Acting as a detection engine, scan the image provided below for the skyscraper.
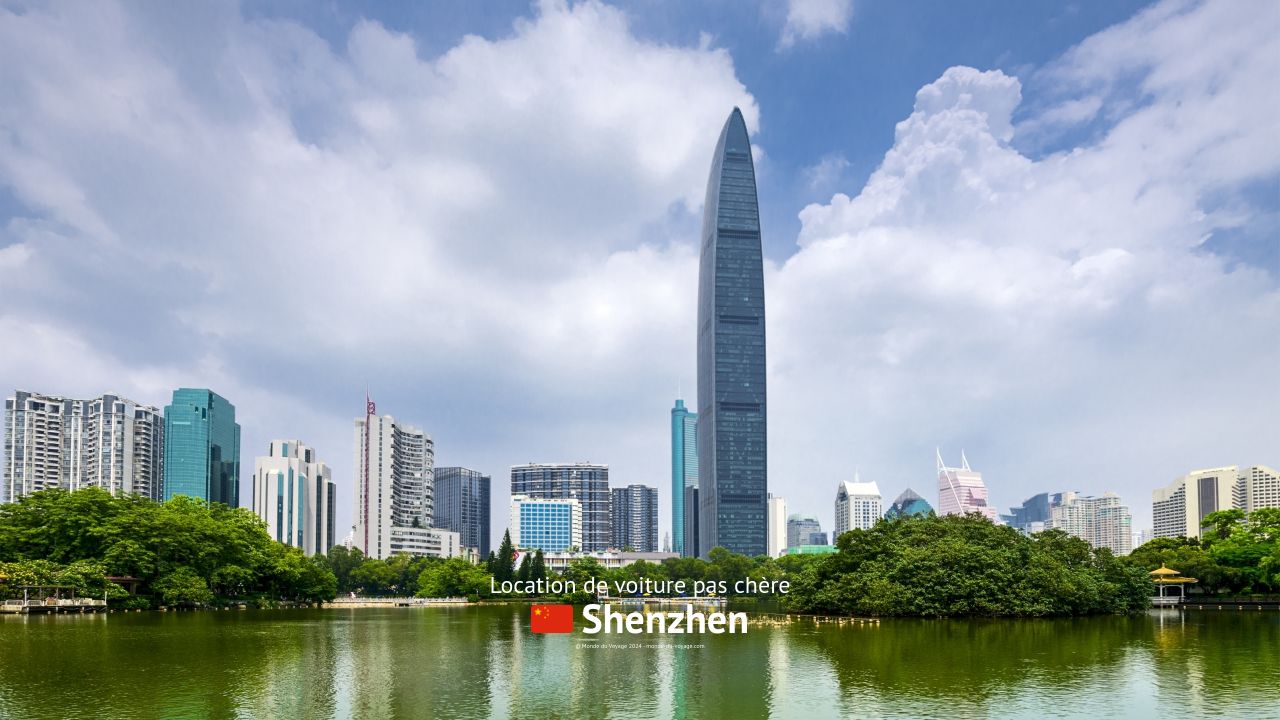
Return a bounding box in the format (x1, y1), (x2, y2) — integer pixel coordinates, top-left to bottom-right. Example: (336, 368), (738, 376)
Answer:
(250, 440), (336, 556)
(510, 463), (610, 551)
(936, 450), (997, 522)
(354, 401), (434, 560)
(835, 478), (883, 537)
(885, 488), (934, 519)
(786, 514), (823, 549)
(611, 484), (658, 552)
(1002, 492), (1060, 533)
(1153, 466), (1237, 539)
(1050, 491), (1133, 556)
(697, 107), (767, 558)
(164, 388), (240, 506)
(766, 494), (787, 557)
(670, 398), (698, 556)
(433, 467), (492, 559)
(1234, 465), (1280, 512)
(4, 390), (164, 502)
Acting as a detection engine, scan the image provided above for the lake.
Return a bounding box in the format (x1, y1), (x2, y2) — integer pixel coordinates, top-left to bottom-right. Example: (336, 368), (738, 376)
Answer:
(0, 606), (1276, 718)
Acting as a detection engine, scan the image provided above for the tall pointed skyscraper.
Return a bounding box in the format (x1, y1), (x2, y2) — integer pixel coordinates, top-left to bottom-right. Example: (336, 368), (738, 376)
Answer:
(697, 107), (767, 557)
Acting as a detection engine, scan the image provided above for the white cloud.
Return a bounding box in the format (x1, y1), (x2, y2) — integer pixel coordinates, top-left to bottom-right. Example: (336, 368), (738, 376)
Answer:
(774, 0), (1279, 531)
(0, 0), (754, 541)
(0, 0), (1274, 547)
(779, 0), (854, 49)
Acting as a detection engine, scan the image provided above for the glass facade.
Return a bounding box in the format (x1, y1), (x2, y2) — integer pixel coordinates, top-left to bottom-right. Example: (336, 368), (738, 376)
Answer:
(433, 466), (492, 558)
(885, 488), (936, 520)
(510, 463), (609, 551)
(697, 107), (767, 557)
(517, 501), (575, 552)
(670, 399), (698, 556)
(163, 388), (240, 506)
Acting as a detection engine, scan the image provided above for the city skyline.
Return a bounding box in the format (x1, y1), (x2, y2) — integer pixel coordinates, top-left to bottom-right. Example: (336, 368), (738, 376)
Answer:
(0, 1), (1276, 545)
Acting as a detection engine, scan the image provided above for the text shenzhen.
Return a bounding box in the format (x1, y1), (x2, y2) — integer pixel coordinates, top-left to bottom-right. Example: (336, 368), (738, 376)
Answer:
(530, 604), (749, 634)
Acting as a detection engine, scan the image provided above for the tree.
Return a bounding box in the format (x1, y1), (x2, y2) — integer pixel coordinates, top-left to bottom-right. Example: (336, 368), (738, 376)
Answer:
(494, 531), (517, 583)
(153, 567), (214, 606)
(531, 550), (547, 582)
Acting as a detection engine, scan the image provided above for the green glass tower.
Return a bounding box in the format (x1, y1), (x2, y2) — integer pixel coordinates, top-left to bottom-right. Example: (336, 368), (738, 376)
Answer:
(163, 388), (240, 506)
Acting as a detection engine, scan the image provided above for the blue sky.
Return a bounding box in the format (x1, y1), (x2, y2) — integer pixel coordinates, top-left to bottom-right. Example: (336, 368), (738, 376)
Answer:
(0, 0), (1276, 548)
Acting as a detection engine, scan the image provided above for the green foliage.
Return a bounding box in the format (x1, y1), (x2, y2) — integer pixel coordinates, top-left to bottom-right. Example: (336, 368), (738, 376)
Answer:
(781, 514), (1151, 617)
(416, 558), (492, 598)
(494, 531), (516, 583)
(1129, 508), (1280, 595)
(0, 488), (337, 605)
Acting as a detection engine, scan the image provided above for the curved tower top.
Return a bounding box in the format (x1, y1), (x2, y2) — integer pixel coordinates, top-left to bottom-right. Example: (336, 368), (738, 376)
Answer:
(696, 107), (767, 558)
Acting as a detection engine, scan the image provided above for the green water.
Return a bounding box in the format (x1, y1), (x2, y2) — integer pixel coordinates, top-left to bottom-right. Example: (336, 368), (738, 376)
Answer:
(0, 606), (1276, 719)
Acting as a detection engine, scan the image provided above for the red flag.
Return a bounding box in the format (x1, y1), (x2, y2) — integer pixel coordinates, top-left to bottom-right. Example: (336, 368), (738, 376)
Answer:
(531, 604), (573, 634)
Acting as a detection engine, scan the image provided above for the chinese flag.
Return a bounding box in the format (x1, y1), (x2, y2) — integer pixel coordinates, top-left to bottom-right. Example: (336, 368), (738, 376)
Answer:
(531, 604), (574, 634)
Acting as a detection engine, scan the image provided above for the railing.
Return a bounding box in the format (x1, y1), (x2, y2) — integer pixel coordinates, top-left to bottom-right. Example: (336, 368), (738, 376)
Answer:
(1151, 596), (1181, 606)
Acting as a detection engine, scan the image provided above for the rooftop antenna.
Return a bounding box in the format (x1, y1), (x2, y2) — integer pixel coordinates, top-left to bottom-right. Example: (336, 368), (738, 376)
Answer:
(961, 450), (971, 472)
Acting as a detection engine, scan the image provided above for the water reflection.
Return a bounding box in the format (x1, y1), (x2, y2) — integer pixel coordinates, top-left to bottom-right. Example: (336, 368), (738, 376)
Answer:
(0, 607), (1275, 719)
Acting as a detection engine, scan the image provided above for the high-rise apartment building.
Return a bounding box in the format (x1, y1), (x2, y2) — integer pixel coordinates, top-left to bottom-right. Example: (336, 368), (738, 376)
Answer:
(251, 440), (336, 556)
(786, 514), (823, 549)
(1050, 491), (1133, 556)
(164, 388), (240, 506)
(766, 494), (787, 557)
(432, 467), (491, 559)
(670, 398), (698, 557)
(1153, 467), (1235, 539)
(611, 484), (658, 552)
(936, 450), (998, 521)
(1154, 464), (1280, 539)
(510, 495), (583, 552)
(697, 107), (768, 558)
(1234, 465), (1280, 512)
(4, 390), (165, 502)
(354, 402), (434, 560)
(509, 463), (609, 551)
(885, 488), (934, 519)
(835, 478), (883, 537)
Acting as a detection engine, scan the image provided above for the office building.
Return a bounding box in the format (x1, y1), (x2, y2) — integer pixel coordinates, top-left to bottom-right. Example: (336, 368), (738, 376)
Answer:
(835, 477), (882, 537)
(164, 388), (240, 506)
(250, 440), (336, 556)
(1050, 491), (1133, 556)
(3, 390), (165, 502)
(936, 450), (998, 521)
(767, 494), (787, 557)
(1002, 492), (1062, 534)
(510, 463), (609, 551)
(697, 107), (768, 558)
(884, 488), (934, 519)
(510, 495), (583, 552)
(1153, 467), (1236, 539)
(671, 398), (699, 557)
(354, 401), (434, 560)
(433, 467), (491, 558)
(683, 486), (700, 559)
(611, 484), (658, 552)
(787, 514), (823, 550)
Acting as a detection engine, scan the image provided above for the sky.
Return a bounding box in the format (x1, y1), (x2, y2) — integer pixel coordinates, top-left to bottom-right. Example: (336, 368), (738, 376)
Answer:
(1, 0), (1277, 550)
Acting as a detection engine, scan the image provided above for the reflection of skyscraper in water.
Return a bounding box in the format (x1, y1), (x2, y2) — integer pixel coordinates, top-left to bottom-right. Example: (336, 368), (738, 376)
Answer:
(936, 449), (998, 521)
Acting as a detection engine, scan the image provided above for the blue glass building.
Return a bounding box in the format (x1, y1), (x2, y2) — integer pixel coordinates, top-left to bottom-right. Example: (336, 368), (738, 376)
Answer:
(670, 398), (698, 556)
(433, 467), (491, 558)
(885, 488), (936, 520)
(163, 388), (240, 506)
(697, 107), (767, 557)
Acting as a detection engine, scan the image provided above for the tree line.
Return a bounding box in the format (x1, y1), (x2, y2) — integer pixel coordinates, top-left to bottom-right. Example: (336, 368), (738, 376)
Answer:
(3, 488), (1276, 615)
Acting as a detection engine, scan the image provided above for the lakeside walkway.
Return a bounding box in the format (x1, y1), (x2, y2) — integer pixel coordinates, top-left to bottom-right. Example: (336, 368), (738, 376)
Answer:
(324, 597), (469, 608)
